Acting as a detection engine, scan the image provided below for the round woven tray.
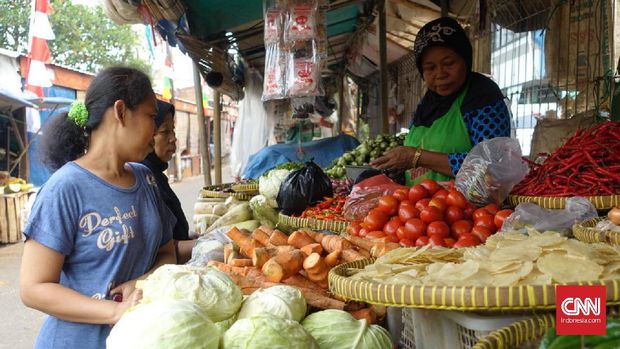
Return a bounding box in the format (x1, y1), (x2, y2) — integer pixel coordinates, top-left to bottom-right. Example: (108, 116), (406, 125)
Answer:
(278, 213), (349, 233)
(200, 183), (257, 201)
(231, 182), (258, 192)
(329, 258), (620, 311)
(573, 217), (620, 245)
(507, 194), (619, 210)
(473, 307), (620, 349)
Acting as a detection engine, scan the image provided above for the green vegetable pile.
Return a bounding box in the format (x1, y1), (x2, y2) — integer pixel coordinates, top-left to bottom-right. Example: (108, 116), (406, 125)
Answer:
(325, 134), (406, 179)
(540, 319), (620, 349)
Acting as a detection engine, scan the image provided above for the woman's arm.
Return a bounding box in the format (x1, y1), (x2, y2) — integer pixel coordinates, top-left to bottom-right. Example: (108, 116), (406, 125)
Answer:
(370, 146), (454, 177)
(176, 239), (196, 264)
(20, 239), (139, 324)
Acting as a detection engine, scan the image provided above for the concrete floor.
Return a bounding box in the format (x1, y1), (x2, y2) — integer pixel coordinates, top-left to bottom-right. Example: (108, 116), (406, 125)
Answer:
(0, 162), (232, 348)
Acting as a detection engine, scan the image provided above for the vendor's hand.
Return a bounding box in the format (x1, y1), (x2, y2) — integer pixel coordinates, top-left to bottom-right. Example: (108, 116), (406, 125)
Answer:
(110, 279), (137, 301)
(370, 146), (418, 170)
(111, 288), (142, 324)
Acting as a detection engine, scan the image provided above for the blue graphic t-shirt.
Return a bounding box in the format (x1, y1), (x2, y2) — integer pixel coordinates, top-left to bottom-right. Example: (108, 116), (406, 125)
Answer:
(23, 162), (175, 349)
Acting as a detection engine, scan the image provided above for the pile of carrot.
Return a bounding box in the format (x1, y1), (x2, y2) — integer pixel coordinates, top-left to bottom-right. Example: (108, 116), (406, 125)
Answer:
(512, 121), (620, 197)
(211, 225), (397, 313)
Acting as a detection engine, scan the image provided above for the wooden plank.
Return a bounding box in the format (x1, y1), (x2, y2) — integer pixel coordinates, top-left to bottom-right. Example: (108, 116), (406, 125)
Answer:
(0, 196), (7, 244)
(7, 195), (18, 243)
(16, 193), (24, 234)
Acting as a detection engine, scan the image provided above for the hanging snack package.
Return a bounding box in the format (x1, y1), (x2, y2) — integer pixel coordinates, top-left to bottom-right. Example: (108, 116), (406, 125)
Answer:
(287, 41), (320, 97)
(262, 43), (287, 101)
(264, 5), (283, 45)
(285, 0), (318, 42)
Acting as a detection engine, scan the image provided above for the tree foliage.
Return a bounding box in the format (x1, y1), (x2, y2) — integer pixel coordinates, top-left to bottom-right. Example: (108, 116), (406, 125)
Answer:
(0, 0), (149, 74)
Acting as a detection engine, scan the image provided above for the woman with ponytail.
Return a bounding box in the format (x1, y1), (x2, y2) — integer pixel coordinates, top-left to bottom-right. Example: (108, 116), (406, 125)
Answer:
(20, 67), (177, 349)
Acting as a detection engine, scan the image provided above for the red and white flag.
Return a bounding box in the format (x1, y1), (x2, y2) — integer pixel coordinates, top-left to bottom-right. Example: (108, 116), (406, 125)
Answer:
(26, 0), (55, 97)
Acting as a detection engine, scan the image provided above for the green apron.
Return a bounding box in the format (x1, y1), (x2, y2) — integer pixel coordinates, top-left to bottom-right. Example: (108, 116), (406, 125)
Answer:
(405, 86), (472, 185)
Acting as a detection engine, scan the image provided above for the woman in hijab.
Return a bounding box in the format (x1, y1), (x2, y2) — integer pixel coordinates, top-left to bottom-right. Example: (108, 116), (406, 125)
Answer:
(371, 17), (511, 185)
(142, 100), (194, 263)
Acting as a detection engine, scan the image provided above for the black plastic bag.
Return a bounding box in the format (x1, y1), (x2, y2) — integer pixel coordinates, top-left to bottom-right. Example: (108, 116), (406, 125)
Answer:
(277, 161), (333, 216)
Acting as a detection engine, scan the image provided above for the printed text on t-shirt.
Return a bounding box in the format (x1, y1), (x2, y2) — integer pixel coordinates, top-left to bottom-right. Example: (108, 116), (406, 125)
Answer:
(79, 206), (138, 251)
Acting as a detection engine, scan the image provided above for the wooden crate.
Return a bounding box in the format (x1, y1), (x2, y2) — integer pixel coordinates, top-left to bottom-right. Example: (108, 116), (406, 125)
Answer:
(0, 191), (34, 244)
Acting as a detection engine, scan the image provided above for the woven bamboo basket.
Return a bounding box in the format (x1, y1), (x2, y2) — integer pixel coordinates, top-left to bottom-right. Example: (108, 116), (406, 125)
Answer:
(200, 183), (257, 201)
(231, 182), (258, 193)
(278, 213), (348, 233)
(329, 259), (620, 311)
(508, 194), (619, 210)
(573, 217), (620, 245)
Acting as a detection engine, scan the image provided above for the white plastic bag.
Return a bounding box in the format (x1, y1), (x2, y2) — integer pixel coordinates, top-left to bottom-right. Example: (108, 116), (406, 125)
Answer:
(501, 197), (598, 235)
(186, 228), (232, 267)
(456, 137), (529, 206)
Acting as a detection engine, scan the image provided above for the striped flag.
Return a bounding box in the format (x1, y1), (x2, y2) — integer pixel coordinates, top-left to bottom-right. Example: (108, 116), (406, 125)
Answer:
(161, 49), (174, 101)
(26, 0), (55, 97)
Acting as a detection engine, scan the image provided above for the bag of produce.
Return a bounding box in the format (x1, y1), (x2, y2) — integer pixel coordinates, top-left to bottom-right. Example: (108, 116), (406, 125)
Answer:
(277, 161), (333, 216)
(343, 174), (407, 221)
(456, 137), (529, 206)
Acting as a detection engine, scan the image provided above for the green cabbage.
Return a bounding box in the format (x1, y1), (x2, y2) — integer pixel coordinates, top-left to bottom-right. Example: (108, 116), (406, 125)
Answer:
(223, 315), (319, 349)
(237, 285), (307, 322)
(259, 169), (291, 208)
(214, 315), (237, 335)
(106, 299), (219, 349)
(301, 310), (393, 349)
(249, 195), (280, 227)
(140, 264), (242, 322)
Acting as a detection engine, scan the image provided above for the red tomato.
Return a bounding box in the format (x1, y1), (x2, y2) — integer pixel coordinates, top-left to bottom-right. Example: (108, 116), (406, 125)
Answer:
(398, 206), (420, 222)
(415, 198), (431, 211)
(473, 208), (492, 220)
(389, 215), (401, 222)
(446, 190), (467, 209)
(419, 206), (444, 224)
(428, 198), (448, 212)
(364, 209), (390, 231)
(451, 220), (473, 238)
(432, 189), (449, 201)
(446, 181), (456, 190)
(408, 184), (429, 202)
(399, 200), (415, 209)
(404, 218), (427, 241)
(427, 221), (450, 238)
(458, 233), (481, 244)
(415, 236), (430, 247)
(471, 226), (493, 243)
(454, 237), (479, 248)
(429, 234), (446, 247)
(377, 195), (399, 216)
(383, 219), (403, 236)
(399, 238), (415, 247)
(366, 230), (387, 240)
(383, 234), (400, 243)
(346, 221), (362, 236)
(474, 215), (496, 232)
(483, 203), (499, 215)
(494, 209), (513, 230)
(393, 189), (409, 202)
(420, 179), (440, 196)
(444, 206), (464, 225)
(444, 238), (456, 247)
(359, 228), (369, 237)
(396, 226), (409, 241)
(463, 203), (477, 219)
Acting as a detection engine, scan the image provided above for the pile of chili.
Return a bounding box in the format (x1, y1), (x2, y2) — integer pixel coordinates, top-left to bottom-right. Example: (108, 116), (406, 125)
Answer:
(298, 195), (348, 221)
(511, 121), (620, 197)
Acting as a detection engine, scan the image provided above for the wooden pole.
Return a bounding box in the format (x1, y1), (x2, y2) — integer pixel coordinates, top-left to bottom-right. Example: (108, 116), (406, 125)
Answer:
(213, 90), (222, 185)
(193, 63), (212, 187)
(379, 0), (389, 133)
(440, 0), (449, 17)
(338, 74), (345, 134)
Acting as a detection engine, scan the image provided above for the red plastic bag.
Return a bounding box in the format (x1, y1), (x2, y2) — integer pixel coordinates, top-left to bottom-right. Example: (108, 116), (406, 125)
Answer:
(343, 174), (408, 220)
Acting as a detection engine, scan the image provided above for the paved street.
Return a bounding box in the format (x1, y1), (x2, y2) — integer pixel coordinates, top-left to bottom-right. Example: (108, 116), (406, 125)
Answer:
(0, 163), (230, 349)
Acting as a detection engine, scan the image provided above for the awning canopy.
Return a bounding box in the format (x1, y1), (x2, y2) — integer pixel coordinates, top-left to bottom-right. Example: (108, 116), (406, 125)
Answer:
(0, 89), (37, 113)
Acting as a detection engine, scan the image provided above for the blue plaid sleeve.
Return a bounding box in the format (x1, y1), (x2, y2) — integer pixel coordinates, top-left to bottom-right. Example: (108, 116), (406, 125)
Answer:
(448, 99), (511, 175)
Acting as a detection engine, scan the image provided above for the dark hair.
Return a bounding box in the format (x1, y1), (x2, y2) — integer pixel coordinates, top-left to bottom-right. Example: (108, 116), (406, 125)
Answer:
(39, 66), (153, 171)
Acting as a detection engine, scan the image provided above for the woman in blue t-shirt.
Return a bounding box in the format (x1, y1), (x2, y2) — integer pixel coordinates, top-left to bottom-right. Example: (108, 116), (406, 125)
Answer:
(20, 67), (177, 348)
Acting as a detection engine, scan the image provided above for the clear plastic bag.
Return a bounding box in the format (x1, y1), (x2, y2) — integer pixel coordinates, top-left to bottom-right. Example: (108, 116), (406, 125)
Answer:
(264, 5), (283, 45)
(596, 220), (620, 233)
(343, 174), (408, 221)
(186, 227), (232, 267)
(284, 0), (318, 43)
(501, 197), (598, 235)
(456, 137), (529, 206)
(287, 42), (321, 97)
(262, 43), (288, 101)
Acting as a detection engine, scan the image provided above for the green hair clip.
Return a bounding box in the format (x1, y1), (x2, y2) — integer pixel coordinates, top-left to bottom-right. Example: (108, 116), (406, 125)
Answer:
(68, 101), (89, 127)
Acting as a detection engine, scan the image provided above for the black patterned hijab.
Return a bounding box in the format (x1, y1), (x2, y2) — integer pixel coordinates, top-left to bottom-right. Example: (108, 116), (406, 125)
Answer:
(411, 17), (503, 127)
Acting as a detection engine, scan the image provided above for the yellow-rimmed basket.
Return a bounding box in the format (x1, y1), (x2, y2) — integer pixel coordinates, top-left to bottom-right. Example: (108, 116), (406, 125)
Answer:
(200, 183), (257, 201)
(573, 217), (620, 245)
(231, 182), (258, 192)
(278, 213), (349, 233)
(329, 258), (620, 311)
(473, 307), (620, 349)
(507, 194), (619, 210)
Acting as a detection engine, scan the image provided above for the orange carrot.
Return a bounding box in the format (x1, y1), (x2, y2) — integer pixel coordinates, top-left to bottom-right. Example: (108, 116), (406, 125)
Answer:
(227, 227), (259, 257)
(344, 234), (375, 251)
(321, 235), (352, 253)
(269, 229), (289, 246)
(258, 225), (274, 236)
(252, 246), (295, 268)
(262, 250), (304, 282)
(355, 247), (371, 258)
(370, 242), (400, 257)
(300, 243), (323, 256)
(288, 231), (317, 249)
(304, 230), (326, 244)
(230, 258), (253, 267)
(324, 249), (341, 267)
(252, 228), (275, 248)
(348, 308), (377, 324)
(341, 249), (366, 263)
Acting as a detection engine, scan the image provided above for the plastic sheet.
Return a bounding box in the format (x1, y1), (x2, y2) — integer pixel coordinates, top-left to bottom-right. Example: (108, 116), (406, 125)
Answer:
(186, 228), (232, 267)
(343, 174), (408, 221)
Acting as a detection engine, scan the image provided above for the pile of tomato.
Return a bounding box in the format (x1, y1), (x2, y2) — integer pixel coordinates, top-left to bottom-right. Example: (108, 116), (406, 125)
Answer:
(346, 179), (513, 248)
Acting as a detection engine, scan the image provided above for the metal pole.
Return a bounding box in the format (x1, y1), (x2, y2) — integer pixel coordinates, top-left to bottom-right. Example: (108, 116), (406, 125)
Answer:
(440, 0), (449, 17)
(193, 63), (212, 187)
(379, 0), (389, 134)
(213, 90), (222, 185)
